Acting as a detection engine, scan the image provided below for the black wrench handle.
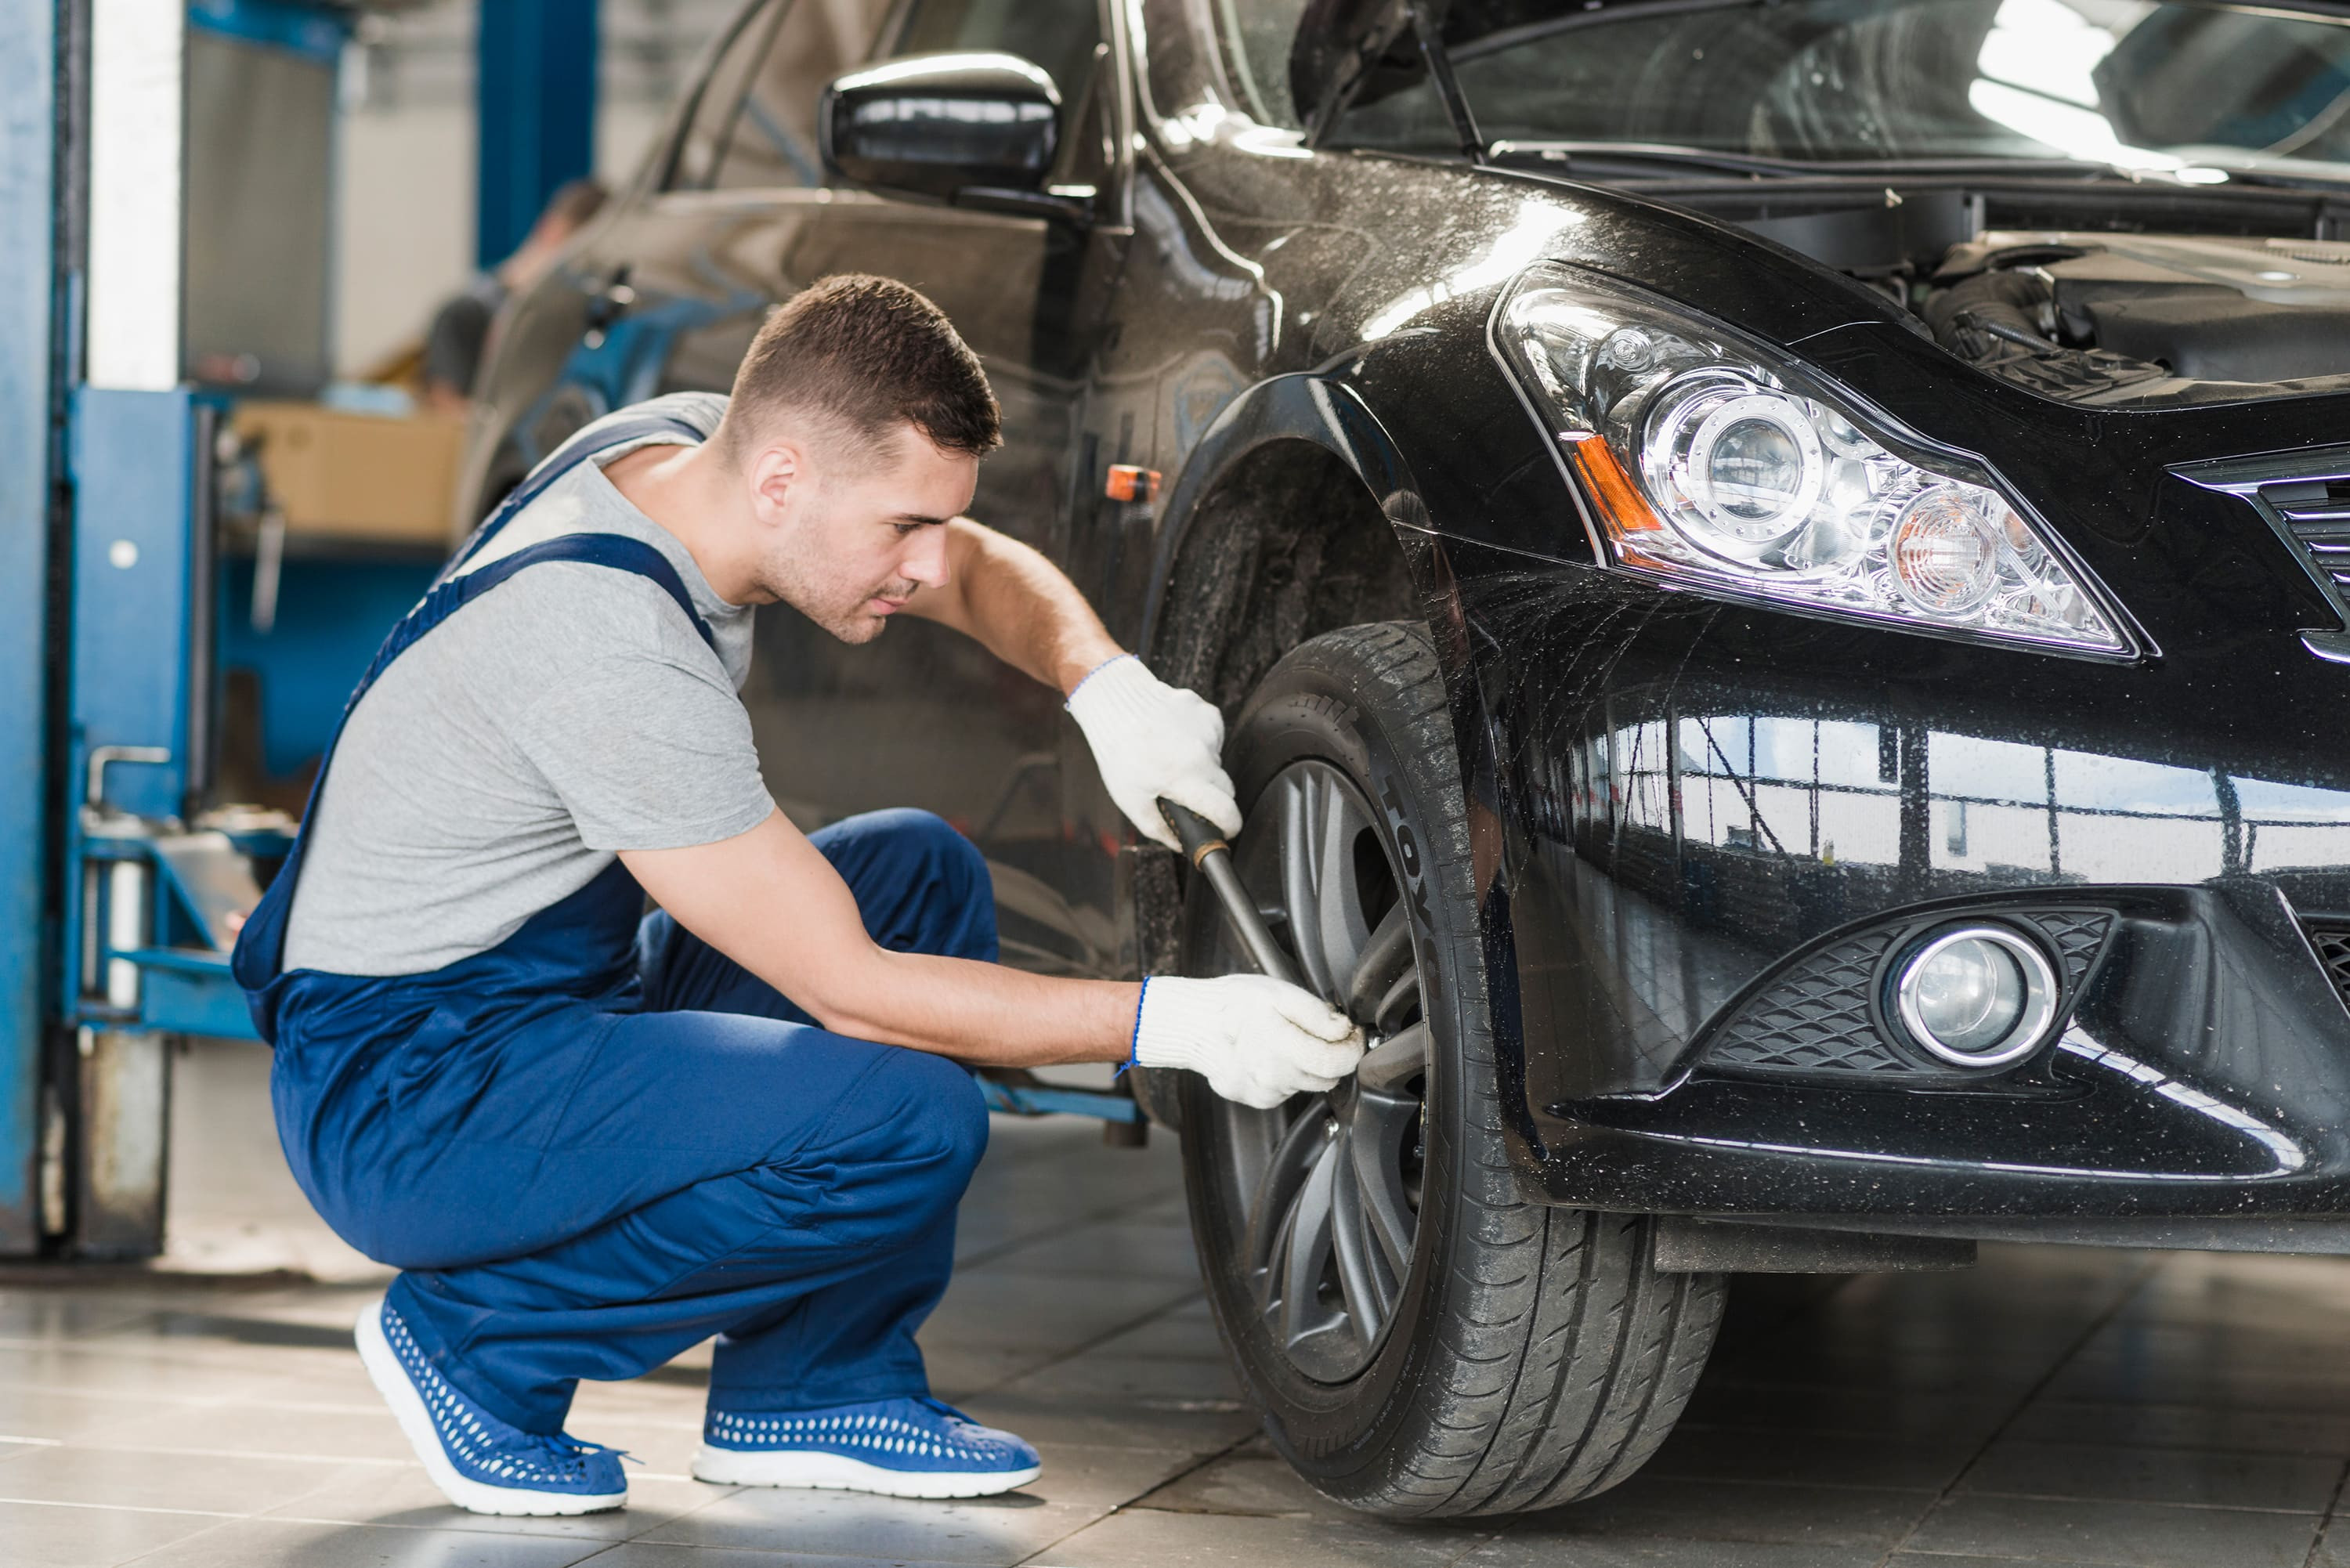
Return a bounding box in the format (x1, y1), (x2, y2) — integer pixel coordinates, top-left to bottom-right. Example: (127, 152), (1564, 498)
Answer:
(1158, 799), (1301, 988)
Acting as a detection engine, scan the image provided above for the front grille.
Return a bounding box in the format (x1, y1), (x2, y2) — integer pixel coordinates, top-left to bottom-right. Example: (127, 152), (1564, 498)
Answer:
(2175, 449), (2350, 663)
(2258, 477), (2350, 601)
(1704, 909), (2115, 1078)
(2306, 921), (2350, 1010)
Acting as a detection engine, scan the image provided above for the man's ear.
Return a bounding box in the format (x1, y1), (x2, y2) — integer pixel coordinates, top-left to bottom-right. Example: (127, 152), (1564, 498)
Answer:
(746, 439), (805, 522)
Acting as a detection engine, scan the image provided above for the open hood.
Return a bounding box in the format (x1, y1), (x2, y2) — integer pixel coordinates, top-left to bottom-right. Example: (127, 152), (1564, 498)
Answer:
(1291, 0), (2350, 145)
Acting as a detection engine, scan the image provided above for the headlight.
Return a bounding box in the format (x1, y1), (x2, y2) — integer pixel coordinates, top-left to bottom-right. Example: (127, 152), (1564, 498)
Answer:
(1491, 264), (2136, 658)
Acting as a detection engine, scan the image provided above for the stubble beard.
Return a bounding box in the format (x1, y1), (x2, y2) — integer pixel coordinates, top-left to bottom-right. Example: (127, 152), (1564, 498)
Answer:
(826, 608), (891, 645)
(803, 576), (920, 647)
(759, 542), (907, 646)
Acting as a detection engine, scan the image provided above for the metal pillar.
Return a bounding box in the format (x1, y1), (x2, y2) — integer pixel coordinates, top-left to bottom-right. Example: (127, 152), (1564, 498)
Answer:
(475, 0), (599, 267)
(54, 0), (194, 1260)
(0, 0), (65, 1254)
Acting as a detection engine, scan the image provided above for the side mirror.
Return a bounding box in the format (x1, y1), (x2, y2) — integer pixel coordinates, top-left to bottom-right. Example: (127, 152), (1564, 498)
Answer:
(819, 52), (1085, 223)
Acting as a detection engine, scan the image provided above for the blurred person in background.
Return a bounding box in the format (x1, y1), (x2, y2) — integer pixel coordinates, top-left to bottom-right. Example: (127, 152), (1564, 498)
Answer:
(421, 177), (609, 414)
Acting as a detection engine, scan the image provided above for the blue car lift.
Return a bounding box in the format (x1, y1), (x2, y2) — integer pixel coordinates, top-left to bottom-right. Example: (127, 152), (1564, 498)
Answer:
(0, 0), (63, 1259)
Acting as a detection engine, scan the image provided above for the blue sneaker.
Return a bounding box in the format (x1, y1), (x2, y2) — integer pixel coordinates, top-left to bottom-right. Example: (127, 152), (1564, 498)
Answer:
(693, 1396), (1042, 1498)
(356, 1294), (627, 1516)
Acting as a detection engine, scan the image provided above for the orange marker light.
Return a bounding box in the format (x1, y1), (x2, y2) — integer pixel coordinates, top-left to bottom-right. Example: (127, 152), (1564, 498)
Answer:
(1562, 432), (1673, 569)
(1105, 464), (1161, 503)
(1562, 433), (1661, 533)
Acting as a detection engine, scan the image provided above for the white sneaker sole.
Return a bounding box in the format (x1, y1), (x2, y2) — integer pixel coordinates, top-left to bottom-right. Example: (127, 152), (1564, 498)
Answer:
(355, 1295), (626, 1517)
(691, 1442), (1041, 1498)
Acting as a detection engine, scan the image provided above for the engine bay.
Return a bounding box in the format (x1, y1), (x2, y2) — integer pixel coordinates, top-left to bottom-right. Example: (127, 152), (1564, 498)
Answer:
(1676, 181), (2350, 406)
(1918, 232), (2350, 405)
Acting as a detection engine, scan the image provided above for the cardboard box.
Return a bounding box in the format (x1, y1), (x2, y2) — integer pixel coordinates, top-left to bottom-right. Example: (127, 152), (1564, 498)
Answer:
(232, 401), (465, 547)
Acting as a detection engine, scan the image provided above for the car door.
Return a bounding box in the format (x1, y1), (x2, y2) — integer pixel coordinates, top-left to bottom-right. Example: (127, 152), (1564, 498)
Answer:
(519, 0), (1133, 977)
(730, 0), (1133, 977)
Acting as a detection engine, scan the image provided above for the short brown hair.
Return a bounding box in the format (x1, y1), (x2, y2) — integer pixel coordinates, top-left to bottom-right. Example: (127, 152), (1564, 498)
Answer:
(721, 275), (1000, 463)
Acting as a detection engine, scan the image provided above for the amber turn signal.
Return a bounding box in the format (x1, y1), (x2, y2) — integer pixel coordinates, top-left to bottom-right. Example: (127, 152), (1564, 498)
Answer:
(1105, 464), (1161, 503)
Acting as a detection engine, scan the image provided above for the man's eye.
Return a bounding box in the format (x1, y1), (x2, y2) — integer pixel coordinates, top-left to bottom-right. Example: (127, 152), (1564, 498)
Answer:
(893, 522), (921, 537)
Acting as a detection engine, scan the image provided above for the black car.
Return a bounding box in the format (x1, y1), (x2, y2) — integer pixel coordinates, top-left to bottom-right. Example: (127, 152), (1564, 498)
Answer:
(463, 0), (2350, 1518)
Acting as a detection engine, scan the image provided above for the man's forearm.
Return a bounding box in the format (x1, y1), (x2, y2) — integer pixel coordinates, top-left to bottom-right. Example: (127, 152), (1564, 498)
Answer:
(914, 518), (1122, 692)
(823, 952), (1140, 1068)
(624, 812), (1139, 1069)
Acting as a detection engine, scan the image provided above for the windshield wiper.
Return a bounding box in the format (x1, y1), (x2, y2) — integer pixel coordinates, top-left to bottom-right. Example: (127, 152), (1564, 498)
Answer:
(1485, 142), (2148, 180)
(1484, 141), (2350, 192)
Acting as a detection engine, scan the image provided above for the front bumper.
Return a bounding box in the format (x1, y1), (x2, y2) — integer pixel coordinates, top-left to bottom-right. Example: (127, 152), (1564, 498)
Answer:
(1445, 537), (2350, 1237)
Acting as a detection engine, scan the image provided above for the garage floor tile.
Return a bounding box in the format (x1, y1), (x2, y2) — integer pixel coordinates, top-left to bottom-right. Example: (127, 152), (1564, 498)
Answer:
(1029, 1505), (1488, 1567)
(1643, 1422), (1981, 1490)
(116, 1516), (606, 1566)
(2000, 1398), (2350, 1456)
(265, 1465), (722, 1542)
(1883, 1555), (2128, 1568)
(1502, 1472), (1934, 1549)
(0, 1442), (358, 1515)
(583, 1549), (979, 1568)
(1900, 1492), (2323, 1568)
(1133, 1443), (1346, 1519)
(634, 1489), (1108, 1563)
(1676, 1384), (2015, 1445)
(1958, 1435), (2345, 1512)
(1465, 1537), (1883, 1567)
(946, 1386), (1257, 1453)
(0, 1499), (231, 1568)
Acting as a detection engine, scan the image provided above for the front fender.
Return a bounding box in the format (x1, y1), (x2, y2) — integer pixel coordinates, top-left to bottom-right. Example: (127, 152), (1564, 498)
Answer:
(1137, 373), (1420, 656)
(1136, 368), (1539, 1162)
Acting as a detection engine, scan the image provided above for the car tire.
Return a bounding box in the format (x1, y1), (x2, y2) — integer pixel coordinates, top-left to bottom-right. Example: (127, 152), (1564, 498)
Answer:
(1177, 621), (1725, 1518)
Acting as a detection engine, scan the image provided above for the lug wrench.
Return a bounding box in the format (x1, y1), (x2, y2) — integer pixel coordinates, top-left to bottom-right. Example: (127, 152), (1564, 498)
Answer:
(1157, 798), (1300, 988)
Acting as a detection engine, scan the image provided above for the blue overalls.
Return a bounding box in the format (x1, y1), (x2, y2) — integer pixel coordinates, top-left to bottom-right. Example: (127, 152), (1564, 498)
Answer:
(232, 416), (996, 1436)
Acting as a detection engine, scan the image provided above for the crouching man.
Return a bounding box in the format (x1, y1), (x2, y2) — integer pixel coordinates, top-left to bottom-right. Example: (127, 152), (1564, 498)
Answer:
(232, 276), (1361, 1516)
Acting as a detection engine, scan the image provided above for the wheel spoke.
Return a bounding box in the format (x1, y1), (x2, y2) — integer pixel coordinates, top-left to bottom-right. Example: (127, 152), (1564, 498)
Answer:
(1372, 965), (1420, 1029)
(1343, 901), (1414, 1022)
(1347, 1102), (1418, 1277)
(1328, 1141), (1389, 1348)
(1276, 1133), (1341, 1353)
(1244, 1097), (1329, 1281)
(1358, 1021), (1430, 1094)
(1278, 775), (1330, 996)
(1313, 775), (1374, 997)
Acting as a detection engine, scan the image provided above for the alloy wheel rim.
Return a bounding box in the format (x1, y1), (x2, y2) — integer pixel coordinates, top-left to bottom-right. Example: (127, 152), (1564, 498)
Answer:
(1215, 760), (1429, 1384)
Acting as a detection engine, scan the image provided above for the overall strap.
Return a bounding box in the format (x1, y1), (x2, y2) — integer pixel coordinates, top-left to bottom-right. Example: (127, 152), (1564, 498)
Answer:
(439, 411), (707, 587)
(369, 534), (716, 699)
(231, 532), (719, 997)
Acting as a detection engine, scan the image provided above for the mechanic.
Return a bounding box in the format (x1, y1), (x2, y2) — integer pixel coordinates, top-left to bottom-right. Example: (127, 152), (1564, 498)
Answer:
(230, 275), (1363, 1519)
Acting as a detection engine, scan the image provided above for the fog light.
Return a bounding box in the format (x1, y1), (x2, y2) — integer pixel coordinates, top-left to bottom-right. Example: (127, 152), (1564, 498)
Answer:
(1893, 924), (2060, 1068)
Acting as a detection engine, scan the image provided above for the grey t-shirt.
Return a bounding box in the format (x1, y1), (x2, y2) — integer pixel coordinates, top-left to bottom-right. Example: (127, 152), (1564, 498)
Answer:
(283, 392), (776, 976)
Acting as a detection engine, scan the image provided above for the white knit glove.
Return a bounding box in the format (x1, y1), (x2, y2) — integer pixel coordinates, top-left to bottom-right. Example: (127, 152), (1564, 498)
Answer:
(1133, 975), (1365, 1110)
(1066, 655), (1239, 851)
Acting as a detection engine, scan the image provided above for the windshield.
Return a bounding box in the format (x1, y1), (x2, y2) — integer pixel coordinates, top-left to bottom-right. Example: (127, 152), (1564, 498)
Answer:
(1222, 0), (2350, 179)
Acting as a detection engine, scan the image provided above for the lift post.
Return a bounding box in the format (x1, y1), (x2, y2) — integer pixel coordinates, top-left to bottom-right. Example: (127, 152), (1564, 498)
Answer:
(475, 0), (601, 267)
(0, 0), (66, 1255)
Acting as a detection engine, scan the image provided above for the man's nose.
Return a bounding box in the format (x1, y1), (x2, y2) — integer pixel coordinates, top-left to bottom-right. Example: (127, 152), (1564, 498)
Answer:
(904, 529), (953, 588)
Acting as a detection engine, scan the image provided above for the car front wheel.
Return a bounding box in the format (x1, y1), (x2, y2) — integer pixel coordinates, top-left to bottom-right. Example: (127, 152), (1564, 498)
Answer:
(1178, 621), (1725, 1518)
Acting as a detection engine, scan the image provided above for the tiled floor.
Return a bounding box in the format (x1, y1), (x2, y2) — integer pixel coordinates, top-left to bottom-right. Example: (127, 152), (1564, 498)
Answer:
(4, 1040), (2350, 1566)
